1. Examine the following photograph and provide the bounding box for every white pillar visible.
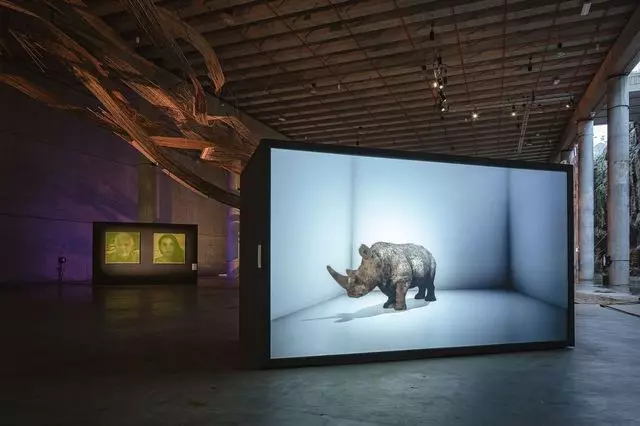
[137,154,157,223]
[606,74,630,286]
[578,120,595,281]
[226,164,240,278]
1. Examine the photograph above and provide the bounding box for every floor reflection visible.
[0,278,239,378]
[93,286,195,323]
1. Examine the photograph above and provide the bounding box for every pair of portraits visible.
[105,232,186,265]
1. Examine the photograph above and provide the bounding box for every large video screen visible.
[269,148,570,360]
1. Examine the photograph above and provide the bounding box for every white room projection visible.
[269,148,570,360]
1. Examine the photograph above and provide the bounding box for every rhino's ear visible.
[359,244,372,259]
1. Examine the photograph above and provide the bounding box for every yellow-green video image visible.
[153,233,186,264]
[105,232,141,264]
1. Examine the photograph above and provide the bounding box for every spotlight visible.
[429,23,435,41]
[433,81,438,88]
[439,83,444,89]
[310,82,317,95]
[511,111,517,117]
[553,77,560,85]
[557,42,565,57]
[581,1,592,16]
[511,105,516,116]
[565,102,571,109]
[441,106,446,112]
[472,111,479,120]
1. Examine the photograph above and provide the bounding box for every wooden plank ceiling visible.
[86,0,638,161]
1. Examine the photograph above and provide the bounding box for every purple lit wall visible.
[0,83,229,283]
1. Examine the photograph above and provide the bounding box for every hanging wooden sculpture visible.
[0,0,260,208]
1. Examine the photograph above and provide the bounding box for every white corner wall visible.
[351,157,510,289]
[508,169,569,309]
[270,149,353,320]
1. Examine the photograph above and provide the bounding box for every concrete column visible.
[578,119,595,281]
[137,154,157,223]
[606,74,630,286]
[226,164,240,278]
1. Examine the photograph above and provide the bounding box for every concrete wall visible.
[0,84,229,283]
[270,149,354,320]
[508,169,569,309]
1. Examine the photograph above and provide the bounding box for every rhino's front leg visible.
[394,279,411,311]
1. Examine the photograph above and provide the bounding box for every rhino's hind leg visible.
[415,279,426,300]
[425,275,436,302]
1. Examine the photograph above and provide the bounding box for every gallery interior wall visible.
[351,156,511,290]
[0,82,230,283]
[270,149,353,320]
[507,169,569,308]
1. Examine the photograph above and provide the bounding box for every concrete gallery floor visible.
[1,281,640,426]
[271,288,567,359]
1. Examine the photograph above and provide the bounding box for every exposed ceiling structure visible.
[0,0,262,208]
[83,0,640,161]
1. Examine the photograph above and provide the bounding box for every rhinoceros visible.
[326,242,436,311]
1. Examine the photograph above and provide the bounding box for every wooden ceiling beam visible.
[208,10,625,75]
[220,46,608,103]
[126,0,627,60]
[237,63,599,115]
[290,116,567,146]
[314,136,556,158]
[283,113,569,141]
[323,130,562,152]
[216,24,621,92]
[249,82,586,126]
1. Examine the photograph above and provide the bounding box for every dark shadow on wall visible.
[505,172,515,291]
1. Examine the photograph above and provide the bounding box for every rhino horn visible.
[327,265,349,289]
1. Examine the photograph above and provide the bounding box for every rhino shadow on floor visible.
[303,298,432,323]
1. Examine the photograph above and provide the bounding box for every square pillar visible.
[138,154,157,223]
[227,163,240,278]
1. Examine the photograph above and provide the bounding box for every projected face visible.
[115,233,134,257]
[153,233,186,264]
[160,236,176,257]
[105,232,140,264]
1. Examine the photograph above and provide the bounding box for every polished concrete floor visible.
[1,282,640,426]
[272,288,567,359]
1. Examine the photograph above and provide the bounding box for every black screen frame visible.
[240,139,575,369]
[93,222,199,285]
